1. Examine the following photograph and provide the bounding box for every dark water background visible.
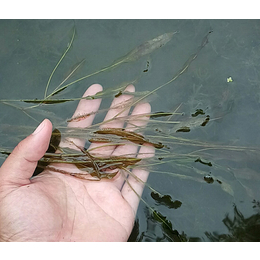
[1,20,260,241]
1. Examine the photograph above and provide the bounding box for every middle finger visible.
[88,84,135,157]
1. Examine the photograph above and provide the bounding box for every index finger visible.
[59,84,103,149]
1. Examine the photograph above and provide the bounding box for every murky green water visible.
[1,20,260,241]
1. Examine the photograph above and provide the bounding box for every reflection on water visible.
[1,20,260,241]
[205,203,260,242]
[129,202,260,242]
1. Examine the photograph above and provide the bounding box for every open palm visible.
[0,84,154,241]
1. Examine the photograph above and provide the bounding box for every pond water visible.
[1,19,260,241]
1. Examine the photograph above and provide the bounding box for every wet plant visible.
[1,26,259,241]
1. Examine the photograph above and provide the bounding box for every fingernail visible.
[32,120,45,135]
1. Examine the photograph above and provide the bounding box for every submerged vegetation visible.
[0,25,259,241]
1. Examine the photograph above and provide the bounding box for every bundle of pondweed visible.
[1,27,258,241]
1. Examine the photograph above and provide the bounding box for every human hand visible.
[0,84,154,241]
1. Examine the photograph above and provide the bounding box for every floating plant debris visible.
[204,175,214,184]
[216,179,222,184]
[200,115,210,126]
[227,76,233,83]
[150,112,174,119]
[195,157,212,167]
[23,98,73,104]
[176,126,190,132]
[151,192,182,209]
[143,60,150,72]
[192,109,205,117]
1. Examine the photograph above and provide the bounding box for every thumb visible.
[0,119,53,185]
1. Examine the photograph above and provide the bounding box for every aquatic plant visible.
[0,25,259,241]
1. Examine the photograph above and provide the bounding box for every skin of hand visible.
[0,84,154,242]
